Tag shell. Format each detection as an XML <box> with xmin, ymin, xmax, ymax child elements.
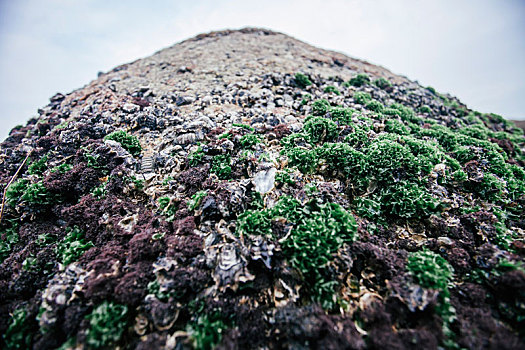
<box><xmin>118</xmin><ymin>213</ymin><xmax>139</xmax><ymax>233</ymax></box>
<box><xmin>248</xmin><ymin>235</ymin><xmax>275</xmax><ymax>269</ymax></box>
<box><xmin>134</xmin><ymin>313</ymin><xmax>150</xmax><ymax>336</ymax></box>
<box><xmin>144</xmin><ymin>295</ymin><xmax>180</xmax><ymax>331</ymax></box>
<box><xmin>213</xmin><ymin>243</ymin><xmax>254</xmax><ymax>291</ymax></box>
<box><xmin>252</xmin><ymin>166</ymin><xmax>277</xmax><ymax>194</ymax></box>
<box><xmin>38</xmin><ymin>263</ymin><xmax>87</xmax><ymax>330</ymax></box>
<box><xmin>175</xmin><ymin>131</ymin><xmax>204</xmax><ymax>145</ymax></box>
<box><xmin>140</xmin><ymin>155</ymin><xmax>155</xmax><ymax>174</ymax></box>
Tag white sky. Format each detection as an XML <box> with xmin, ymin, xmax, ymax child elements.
<box><xmin>0</xmin><ymin>0</ymin><xmax>524</xmax><ymax>140</ymax></box>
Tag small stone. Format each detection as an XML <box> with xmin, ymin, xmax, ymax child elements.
<box><xmin>174</xmin><ymin>96</ymin><xmax>195</xmax><ymax>106</ymax></box>
<box><xmin>123</xmin><ymin>103</ymin><xmax>138</xmax><ymax>113</ymax></box>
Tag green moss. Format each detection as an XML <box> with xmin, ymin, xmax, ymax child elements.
<box><xmin>56</xmin><ymin>226</ymin><xmax>94</xmax><ymax>266</ymax></box>
<box><xmin>419</xmin><ymin>105</ymin><xmax>432</xmax><ymax>114</ymax></box>
<box><xmin>27</xmin><ymin>154</ymin><xmax>48</xmax><ymax>175</ymax></box>
<box><xmin>5</xmin><ymin>179</ymin><xmax>29</xmax><ymax>207</ymax></box>
<box><xmin>86</xmin><ymin>301</ymin><xmax>128</xmax><ymax>348</ymax></box>
<box><xmin>407</xmin><ymin>248</ymin><xmax>453</xmax><ymax>293</ymax></box>
<box><xmin>211</xmin><ymin>154</ymin><xmax>232</xmax><ymax>179</ymax></box>
<box><xmin>352</xmin><ymin>196</ymin><xmax>382</xmax><ymax>220</ymax></box>
<box><xmin>275</xmin><ymin>170</ymin><xmax>294</xmax><ymax>186</ymax></box>
<box><xmin>367</xmin><ymin>139</ymin><xmax>419</xmax><ymax>181</ymax></box>
<box><xmin>324</xmin><ymin>85</ymin><xmax>341</xmax><ymax>95</ymax></box>
<box><xmin>353</xmin><ymin>91</ymin><xmax>372</xmax><ymax>105</ymax></box>
<box><xmin>389</xmin><ymin>103</ymin><xmax>419</xmax><ymax>123</ymax></box>
<box><xmin>125</xmin><ymin>176</ymin><xmax>145</xmax><ymax>191</ymax></box>
<box><xmin>365</xmin><ymin>99</ymin><xmax>384</xmax><ymax>112</ymax></box>
<box><xmin>303</xmin><ymin>116</ymin><xmax>339</xmax><ymax>144</ymax></box>
<box><xmin>380</xmin><ymin>181</ymin><xmax>440</xmax><ymax>218</ymax></box>
<box><xmin>236</xmin><ymin>209</ymin><xmax>272</xmax><ymax>238</ymax></box>
<box><xmin>374</xmin><ymin>77</ymin><xmax>392</xmax><ymax>89</ymax></box>
<box><xmin>158</xmin><ymin>196</ymin><xmax>178</xmax><ymax>221</ymax></box>
<box><xmin>104</xmin><ymin>130</ymin><xmax>142</xmax><ymax>156</ymax></box>
<box><xmin>329</xmin><ymin>107</ymin><xmax>354</xmax><ymax>125</ymax></box>
<box><xmin>238</xmin><ymin>196</ymin><xmax>358</xmax><ymax>309</ymax></box>
<box><xmin>232</xmin><ymin>123</ymin><xmax>254</xmax><ymax>131</ymax></box>
<box><xmin>3</xmin><ymin>307</ymin><xmax>33</xmax><ymax>349</ymax></box>
<box><xmin>239</xmin><ymin>134</ymin><xmax>263</xmax><ymax>149</ymax></box>
<box><xmin>316</xmin><ymin>142</ymin><xmax>368</xmax><ymax>190</ymax></box>
<box><xmin>407</xmin><ymin>249</ymin><xmax>457</xmax><ymax>347</ymax></box>
<box><xmin>284</xmin><ymin>147</ymin><xmax>317</xmax><ymax>174</ymax></box>
<box><xmin>188</xmin><ymin>190</ymin><xmax>208</xmax><ymax>211</ymax></box>
<box><xmin>385</xmin><ymin>119</ymin><xmax>410</xmax><ymax>135</ymax></box>
<box><xmin>91</xmin><ymin>182</ymin><xmax>107</xmax><ymax>199</ymax></box>
<box><xmin>22</xmin><ymin>181</ymin><xmax>58</xmax><ymax>206</ymax></box>
<box><xmin>49</xmin><ymin>163</ymin><xmax>72</xmax><ymax>174</ymax></box>
<box><xmin>295</xmin><ymin>72</ymin><xmax>312</xmax><ymax>88</ymax></box>
<box><xmin>426</xmin><ymin>86</ymin><xmax>436</xmax><ymax>94</ymax></box>
<box><xmin>344</xmin><ymin>127</ymin><xmax>370</xmax><ymax>149</ymax></box>
<box><xmin>81</xmin><ymin>147</ymin><xmax>104</xmax><ymax>170</ymax></box>
<box><xmin>0</xmin><ymin>219</ymin><xmax>20</xmax><ymax>263</ymax></box>
<box><xmin>187</xmin><ymin>312</ymin><xmax>231</xmax><ymax>350</ymax></box>
<box><xmin>188</xmin><ymin>145</ymin><xmax>205</xmax><ymax>166</ymax></box>
<box><xmin>7</xmin><ymin>180</ymin><xmax>60</xmax><ymax>208</ymax></box>
<box><xmin>348</xmin><ymin>73</ymin><xmax>370</xmax><ymax>87</ymax></box>
<box><xmin>311</xmin><ymin>99</ymin><xmax>331</xmax><ymax>116</ymax></box>
<box><xmin>301</xmin><ymin>93</ymin><xmax>312</xmax><ymax>105</ymax></box>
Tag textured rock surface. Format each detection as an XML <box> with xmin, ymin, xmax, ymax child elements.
<box><xmin>0</xmin><ymin>28</ymin><xmax>524</xmax><ymax>349</ymax></box>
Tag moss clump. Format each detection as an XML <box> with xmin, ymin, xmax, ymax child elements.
<box><xmin>27</xmin><ymin>154</ymin><xmax>48</xmax><ymax>175</ymax></box>
<box><xmin>56</xmin><ymin>226</ymin><xmax>94</xmax><ymax>266</ymax></box>
<box><xmin>7</xmin><ymin>179</ymin><xmax>60</xmax><ymax>208</ymax></box>
<box><xmin>3</xmin><ymin>307</ymin><xmax>34</xmax><ymax>350</ymax></box>
<box><xmin>211</xmin><ymin>154</ymin><xmax>232</xmax><ymax>179</ymax></box>
<box><xmin>187</xmin><ymin>312</ymin><xmax>231</xmax><ymax>350</ymax></box>
<box><xmin>419</xmin><ymin>105</ymin><xmax>432</xmax><ymax>114</ymax></box>
<box><xmin>348</xmin><ymin>73</ymin><xmax>370</xmax><ymax>87</ymax></box>
<box><xmin>380</xmin><ymin>181</ymin><xmax>440</xmax><ymax>218</ymax></box>
<box><xmin>324</xmin><ymin>85</ymin><xmax>341</xmax><ymax>95</ymax></box>
<box><xmin>284</xmin><ymin>147</ymin><xmax>317</xmax><ymax>174</ymax></box>
<box><xmin>49</xmin><ymin>163</ymin><xmax>72</xmax><ymax>174</ymax></box>
<box><xmin>385</xmin><ymin>119</ymin><xmax>410</xmax><ymax>135</ymax></box>
<box><xmin>374</xmin><ymin>77</ymin><xmax>392</xmax><ymax>89</ymax></box>
<box><xmin>311</xmin><ymin>99</ymin><xmax>331</xmax><ymax>116</ymax></box>
<box><xmin>232</xmin><ymin>123</ymin><xmax>254</xmax><ymax>131</ymax></box>
<box><xmin>188</xmin><ymin>190</ymin><xmax>208</xmax><ymax>211</ymax></box>
<box><xmin>86</xmin><ymin>301</ymin><xmax>128</xmax><ymax>348</ymax></box>
<box><xmin>365</xmin><ymin>99</ymin><xmax>384</xmax><ymax>112</ymax></box>
<box><xmin>353</xmin><ymin>91</ymin><xmax>372</xmax><ymax>105</ymax></box>
<box><xmin>303</xmin><ymin>116</ymin><xmax>339</xmax><ymax>144</ymax></box>
<box><xmin>239</xmin><ymin>134</ymin><xmax>263</xmax><ymax>149</ymax></box>
<box><xmin>104</xmin><ymin>130</ymin><xmax>142</xmax><ymax>156</ymax></box>
<box><xmin>158</xmin><ymin>196</ymin><xmax>178</xmax><ymax>221</ymax></box>
<box><xmin>329</xmin><ymin>107</ymin><xmax>354</xmax><ymax>125</ymax></box>
<box><xmin>237</xmin><ymin>195</ymin><xmax>358</xmax><ymax>309</ymax></box>
<box><xmin>188</xmin><ymin>145</ymin><xmax>205</xmax><ymax>166</ymax></box>
<box><xmin>275</xmin><ymin>170</ymin><xmax>294</xmax><ymax>186</ymax></box>
<box><xmin>236</xmin><ymin>209</ymin><xmax>273</xmax><ymax>238</ymax></box>
<box><xmin>294</xmin><ymin>72</ymin><xmax>312</xmax><ymax>88</ymax></box>
<box><xmin>5</xmin><ymin>179</ymin><xmax>30</xmax><ymax>207</ymax></box>
<box><xmin>407</xmin><ymin>249</ymin><xmax>457</xmax><ymax>347</ymax></box>
<box><xmin>0</xmin><ymin>219</ymin><xmax>20</xmax><ymax>263</ymax></box>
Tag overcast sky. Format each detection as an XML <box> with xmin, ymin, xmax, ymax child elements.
<box><xmin>0</xmin><ymin>0</ymin><xmax>524</xmax><ymax>140</ymax></box>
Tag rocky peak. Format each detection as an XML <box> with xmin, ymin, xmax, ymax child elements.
<box><xmin>0</xmin><ymin>28</ymin><xmax>524</xmax><ymax>349</ymax></box>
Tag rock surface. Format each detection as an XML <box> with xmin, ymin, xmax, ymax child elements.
<box><xmin>0</xmin><ymin>28</ymin><xmax>524</xmax><ymax>349</ymax></box>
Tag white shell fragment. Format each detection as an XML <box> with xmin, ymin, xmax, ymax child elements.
<box><xmin>253</xmin><ymin>166</ymin><xmax>277</xmax><ymax>194</ymax></box>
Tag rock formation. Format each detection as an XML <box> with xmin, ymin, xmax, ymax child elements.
<box><xmin>0</xmin><ymin>28</ymin><xmax>524</xmax><ymax>349</ymax></box>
